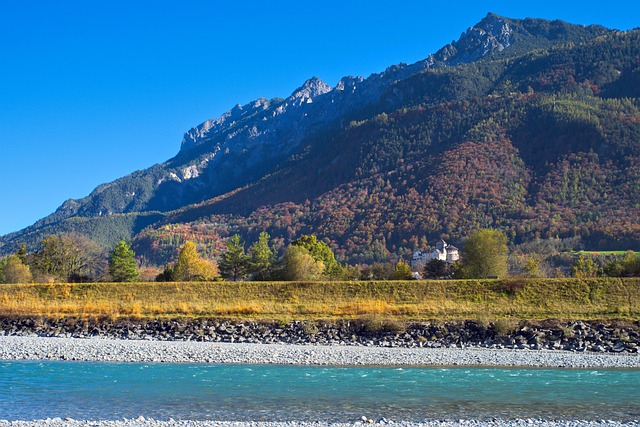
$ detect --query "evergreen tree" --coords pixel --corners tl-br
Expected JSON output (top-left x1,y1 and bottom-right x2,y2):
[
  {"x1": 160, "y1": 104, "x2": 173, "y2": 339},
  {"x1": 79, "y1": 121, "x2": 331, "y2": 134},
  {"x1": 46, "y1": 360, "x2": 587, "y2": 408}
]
[
  {"x1": 155, "y1": 264, "x2": 175, "y2": 282},
  {"x1": 248, "y1": 232, "x2": 277, "y2": 280},
  {"x1": 16, "y1": 244, "x2": 27, "y2": 265},
  {"x1": 108, "y1": 239, "x2": 140, "y2": 282},
  {"x1": 173, "y1": 241, "x2": 218, "y2": 281},
  {"x1": 219, "y1": 234, "x2": 249, "y2": 281}
]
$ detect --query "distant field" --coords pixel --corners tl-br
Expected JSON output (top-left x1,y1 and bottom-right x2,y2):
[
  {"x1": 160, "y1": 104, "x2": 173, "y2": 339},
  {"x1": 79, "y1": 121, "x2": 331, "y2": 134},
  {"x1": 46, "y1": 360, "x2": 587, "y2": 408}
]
[
  {"x1": 574, "y1": 250, "x2": 638, "y2": 256},
  {"x1": 1, "y1": 278, "x2": 639, "y2": 321}
]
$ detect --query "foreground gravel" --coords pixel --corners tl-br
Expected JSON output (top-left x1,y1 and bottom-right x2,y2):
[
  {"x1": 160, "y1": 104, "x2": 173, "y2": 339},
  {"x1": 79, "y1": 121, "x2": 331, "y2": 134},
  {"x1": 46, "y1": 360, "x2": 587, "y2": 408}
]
[
  {"x1": 0, "y1": 336, "x2": 638, "y2": 368},
  {"x1": 0, "y1": 418, "x2": 639, "y2": 427}
]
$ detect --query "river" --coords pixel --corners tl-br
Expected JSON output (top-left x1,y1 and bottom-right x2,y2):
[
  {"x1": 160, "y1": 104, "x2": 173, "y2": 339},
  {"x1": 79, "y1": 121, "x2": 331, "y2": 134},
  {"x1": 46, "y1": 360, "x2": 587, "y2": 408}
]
[{"x1": 1, "y1": 361, "x2": 639, "y2": 421}]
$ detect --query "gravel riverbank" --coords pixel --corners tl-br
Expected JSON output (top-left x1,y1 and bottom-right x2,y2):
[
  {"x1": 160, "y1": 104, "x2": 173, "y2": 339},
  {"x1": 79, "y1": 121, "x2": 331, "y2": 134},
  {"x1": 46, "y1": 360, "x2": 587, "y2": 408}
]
[
  {"x1": 0, "y1": 336, "x2": 638, "y2": 367},
  {"x1": 1, "y1": 418, "x2": 639, "y2": 427},
  {"x1": 1, "y1": 318, "x2": 639, "y2": 354}
]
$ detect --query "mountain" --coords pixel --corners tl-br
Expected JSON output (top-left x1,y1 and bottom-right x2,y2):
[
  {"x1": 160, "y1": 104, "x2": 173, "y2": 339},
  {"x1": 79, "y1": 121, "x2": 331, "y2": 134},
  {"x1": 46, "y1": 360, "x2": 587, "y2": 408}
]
[{"x1": 2, "y1": 13, "x2": 639, "y2": 264}]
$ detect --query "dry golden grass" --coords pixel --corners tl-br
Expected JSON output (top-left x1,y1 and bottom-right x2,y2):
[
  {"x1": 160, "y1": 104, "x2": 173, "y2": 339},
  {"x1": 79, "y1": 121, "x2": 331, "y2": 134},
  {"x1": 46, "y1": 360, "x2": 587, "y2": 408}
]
[{"x1": 0, "y1": 278, "x2": 639, "y2": 321}]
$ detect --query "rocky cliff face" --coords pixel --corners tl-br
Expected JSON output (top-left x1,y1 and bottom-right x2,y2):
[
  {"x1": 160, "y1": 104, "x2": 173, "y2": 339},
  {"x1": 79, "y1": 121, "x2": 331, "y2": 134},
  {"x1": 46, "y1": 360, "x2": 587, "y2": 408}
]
[
  {"x1": 179, "y1": 14, "x2": 515, "y2": 152},
  {"x1": 63, "y1": 15, "x2": 530, "y2": 217},
  {"x1": 158, "y1": 14, "x2": 523, "y2": 206},
  {"x1": 179, "y1": 77, "x2": 333, "y2": 153},
  {"x1": 175, "y1": 13, "x2": 581, "y2": 159},
  {"x1": 434, "y1": 15, "x2": 513, "y2": 64}
]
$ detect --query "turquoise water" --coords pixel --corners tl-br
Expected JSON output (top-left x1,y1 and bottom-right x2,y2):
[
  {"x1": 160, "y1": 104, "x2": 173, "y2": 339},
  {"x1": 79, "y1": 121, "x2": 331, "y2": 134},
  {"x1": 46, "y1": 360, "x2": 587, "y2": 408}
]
[{"x1": 1, "y1": 361, "x2": 639, "y2": 421}]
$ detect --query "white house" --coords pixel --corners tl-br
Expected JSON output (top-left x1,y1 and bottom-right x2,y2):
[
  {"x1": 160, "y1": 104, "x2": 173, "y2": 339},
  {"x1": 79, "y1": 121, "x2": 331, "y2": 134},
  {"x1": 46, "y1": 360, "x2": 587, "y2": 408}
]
[{"x1": 411, "y1": 239, "x2": 459, "y2": 270}]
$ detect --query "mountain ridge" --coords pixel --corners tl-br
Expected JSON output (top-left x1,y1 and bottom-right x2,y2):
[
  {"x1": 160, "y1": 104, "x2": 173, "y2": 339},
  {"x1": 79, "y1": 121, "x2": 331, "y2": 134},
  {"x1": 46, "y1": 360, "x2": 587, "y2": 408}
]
[
  {"x1": 7, "y1": 14, "x2": 531, "y2": 223},
  {"x1": 2, "y1": 13, "x2": 638, "y2": 264}
]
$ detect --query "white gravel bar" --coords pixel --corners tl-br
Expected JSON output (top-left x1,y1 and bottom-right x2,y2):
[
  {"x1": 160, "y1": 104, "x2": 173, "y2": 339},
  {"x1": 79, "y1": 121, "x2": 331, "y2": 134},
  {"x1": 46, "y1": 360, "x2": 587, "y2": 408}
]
[
  {"x1": 1, "y1": 418, "x2": 639, "y2": 427},
  {"x1": 0, "y1": 336, "x2": 639, "y2": 368}
]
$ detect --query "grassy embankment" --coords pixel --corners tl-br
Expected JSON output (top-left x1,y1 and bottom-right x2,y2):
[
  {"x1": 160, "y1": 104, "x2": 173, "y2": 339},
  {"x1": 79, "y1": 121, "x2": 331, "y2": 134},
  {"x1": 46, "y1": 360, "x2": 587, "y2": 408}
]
[{"x1": 0, "y1": 278, "x2": 639, "y2": 321}]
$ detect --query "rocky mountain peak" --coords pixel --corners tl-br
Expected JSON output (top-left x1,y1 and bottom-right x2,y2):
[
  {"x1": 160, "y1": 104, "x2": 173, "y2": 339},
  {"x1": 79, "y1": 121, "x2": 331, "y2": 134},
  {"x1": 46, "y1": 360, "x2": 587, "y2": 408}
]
[
  {"x1": 288, "y1": 77, "x2": 332, "y2": 104},
  {"x1": 180, "y1": 14, "x2": 519, "y2": 155},
  {"x1": 335, "y1": 76, "x2": 364, "y2": 92},
  {"x1": 432, "y1": 12, "x2": 512, "y2": 65},
  {"x1": 179, "y1": 97, "x2": 274, "y2": 152}
]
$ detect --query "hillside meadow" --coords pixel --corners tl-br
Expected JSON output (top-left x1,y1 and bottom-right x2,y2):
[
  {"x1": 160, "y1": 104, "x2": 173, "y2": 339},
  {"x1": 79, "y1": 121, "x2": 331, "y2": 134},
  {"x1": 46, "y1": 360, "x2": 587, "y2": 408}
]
[{"x1": 0, "y1": 278, "x2": 638, "y2": 321}]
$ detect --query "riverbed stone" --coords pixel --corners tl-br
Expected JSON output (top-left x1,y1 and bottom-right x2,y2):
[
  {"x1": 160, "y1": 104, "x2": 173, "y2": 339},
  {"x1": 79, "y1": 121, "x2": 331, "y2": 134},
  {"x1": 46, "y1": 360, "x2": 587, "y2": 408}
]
[{"x1": 0, "y1": 318, "x2": 639, "y2": 356}]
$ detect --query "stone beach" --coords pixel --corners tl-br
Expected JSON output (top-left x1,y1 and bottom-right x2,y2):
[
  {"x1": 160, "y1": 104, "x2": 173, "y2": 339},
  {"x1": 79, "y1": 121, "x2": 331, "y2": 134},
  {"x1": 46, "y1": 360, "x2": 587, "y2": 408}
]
[
  {"x1": 1, "y1": 419, "x2": 640, "y2": 427},
  {"x1": 0, "y1": 335, "x2": 638, "y2": 368},
  {"x1": 1, "y1": 318, "x2": 638, "y2": 354}
]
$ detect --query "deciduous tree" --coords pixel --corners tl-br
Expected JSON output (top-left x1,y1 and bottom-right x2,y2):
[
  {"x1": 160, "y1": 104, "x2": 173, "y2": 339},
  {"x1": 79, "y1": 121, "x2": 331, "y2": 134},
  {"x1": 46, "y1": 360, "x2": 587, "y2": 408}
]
[
  {"x1": 359, "y1": 262, "x2": 395, "y2": 280},
  {"x1": 282, "y1": 245, "x2": 324, "y2": 281},
  {"x1": 173, "y1": 241, "x2": 218, "y2": 281},
  {"x1": 0, "y1": 255, "x2": 32, "y2": 284},
  {"x1": 291, "y1": 235, "x2": 342, "y2": 278},
  {"x1": 424, "y1": 259, "x2": 448, "y2": 279},
  {"x1": 524, "y1": 257, "x2": 541, "y2": 278},
  {"x1": 571, "y1": 255, "x2": 600, "y2": 278},
  {"x1": 604, "y1": 251, "x2": 640, "y2": 277},
  {"x1": 391, "y1": 261, "x2": 413, "y2": 280},
  {"x1": 31, "y1": 234, "x2": 105, "y2": 282},
  {"x1": 460, "y1": 229, "x2": 508, "y2": 279}
]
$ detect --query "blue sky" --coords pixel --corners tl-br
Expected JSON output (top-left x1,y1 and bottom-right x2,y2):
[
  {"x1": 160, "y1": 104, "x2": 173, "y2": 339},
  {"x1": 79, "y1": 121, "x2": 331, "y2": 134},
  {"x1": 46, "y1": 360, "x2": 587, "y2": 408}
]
[{"x1": 1, "y1": 1, "x2": 639, "y2": 236}]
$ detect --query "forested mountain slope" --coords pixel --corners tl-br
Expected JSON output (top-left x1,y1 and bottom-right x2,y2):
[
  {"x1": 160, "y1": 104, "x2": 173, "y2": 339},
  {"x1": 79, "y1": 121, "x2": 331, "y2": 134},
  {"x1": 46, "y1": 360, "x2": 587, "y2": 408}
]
[{"x1": 2, "y1": 14, "x2": 639, "y2": 265}]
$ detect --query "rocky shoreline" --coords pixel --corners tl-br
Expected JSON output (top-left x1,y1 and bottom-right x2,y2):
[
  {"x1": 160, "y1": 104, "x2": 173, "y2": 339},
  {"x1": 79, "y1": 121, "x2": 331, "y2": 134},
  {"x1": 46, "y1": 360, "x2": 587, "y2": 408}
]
[
  {"x1": 0, "y1": 335, "x2": 639, "y2": 367},
  {"x1": 1, "y1": 317, "x2": 638, "y2": 354},
  {"x1": 1, "y1": 420, "x2": 639, "y2": 427}
]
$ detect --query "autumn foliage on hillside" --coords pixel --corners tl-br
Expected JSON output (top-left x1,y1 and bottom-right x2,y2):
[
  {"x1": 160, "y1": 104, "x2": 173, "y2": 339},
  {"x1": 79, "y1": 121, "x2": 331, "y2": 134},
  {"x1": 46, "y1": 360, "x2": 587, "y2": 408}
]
[{"x1": 137, "y1": 91, "x2": 640, "y2": 264}]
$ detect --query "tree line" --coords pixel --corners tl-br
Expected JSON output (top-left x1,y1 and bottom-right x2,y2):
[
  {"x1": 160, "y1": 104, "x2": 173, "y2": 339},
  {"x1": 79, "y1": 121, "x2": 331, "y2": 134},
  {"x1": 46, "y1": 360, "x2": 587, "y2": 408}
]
[
  {"x1": 1, "y1": 229, "x2": 638, "y2": 284},
  {"x1": 155, "y1": 233, "x2": 346, "y2": 282},
  {"x1": 0, "y1": 232, "x2": 349, "y2": 283}
]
